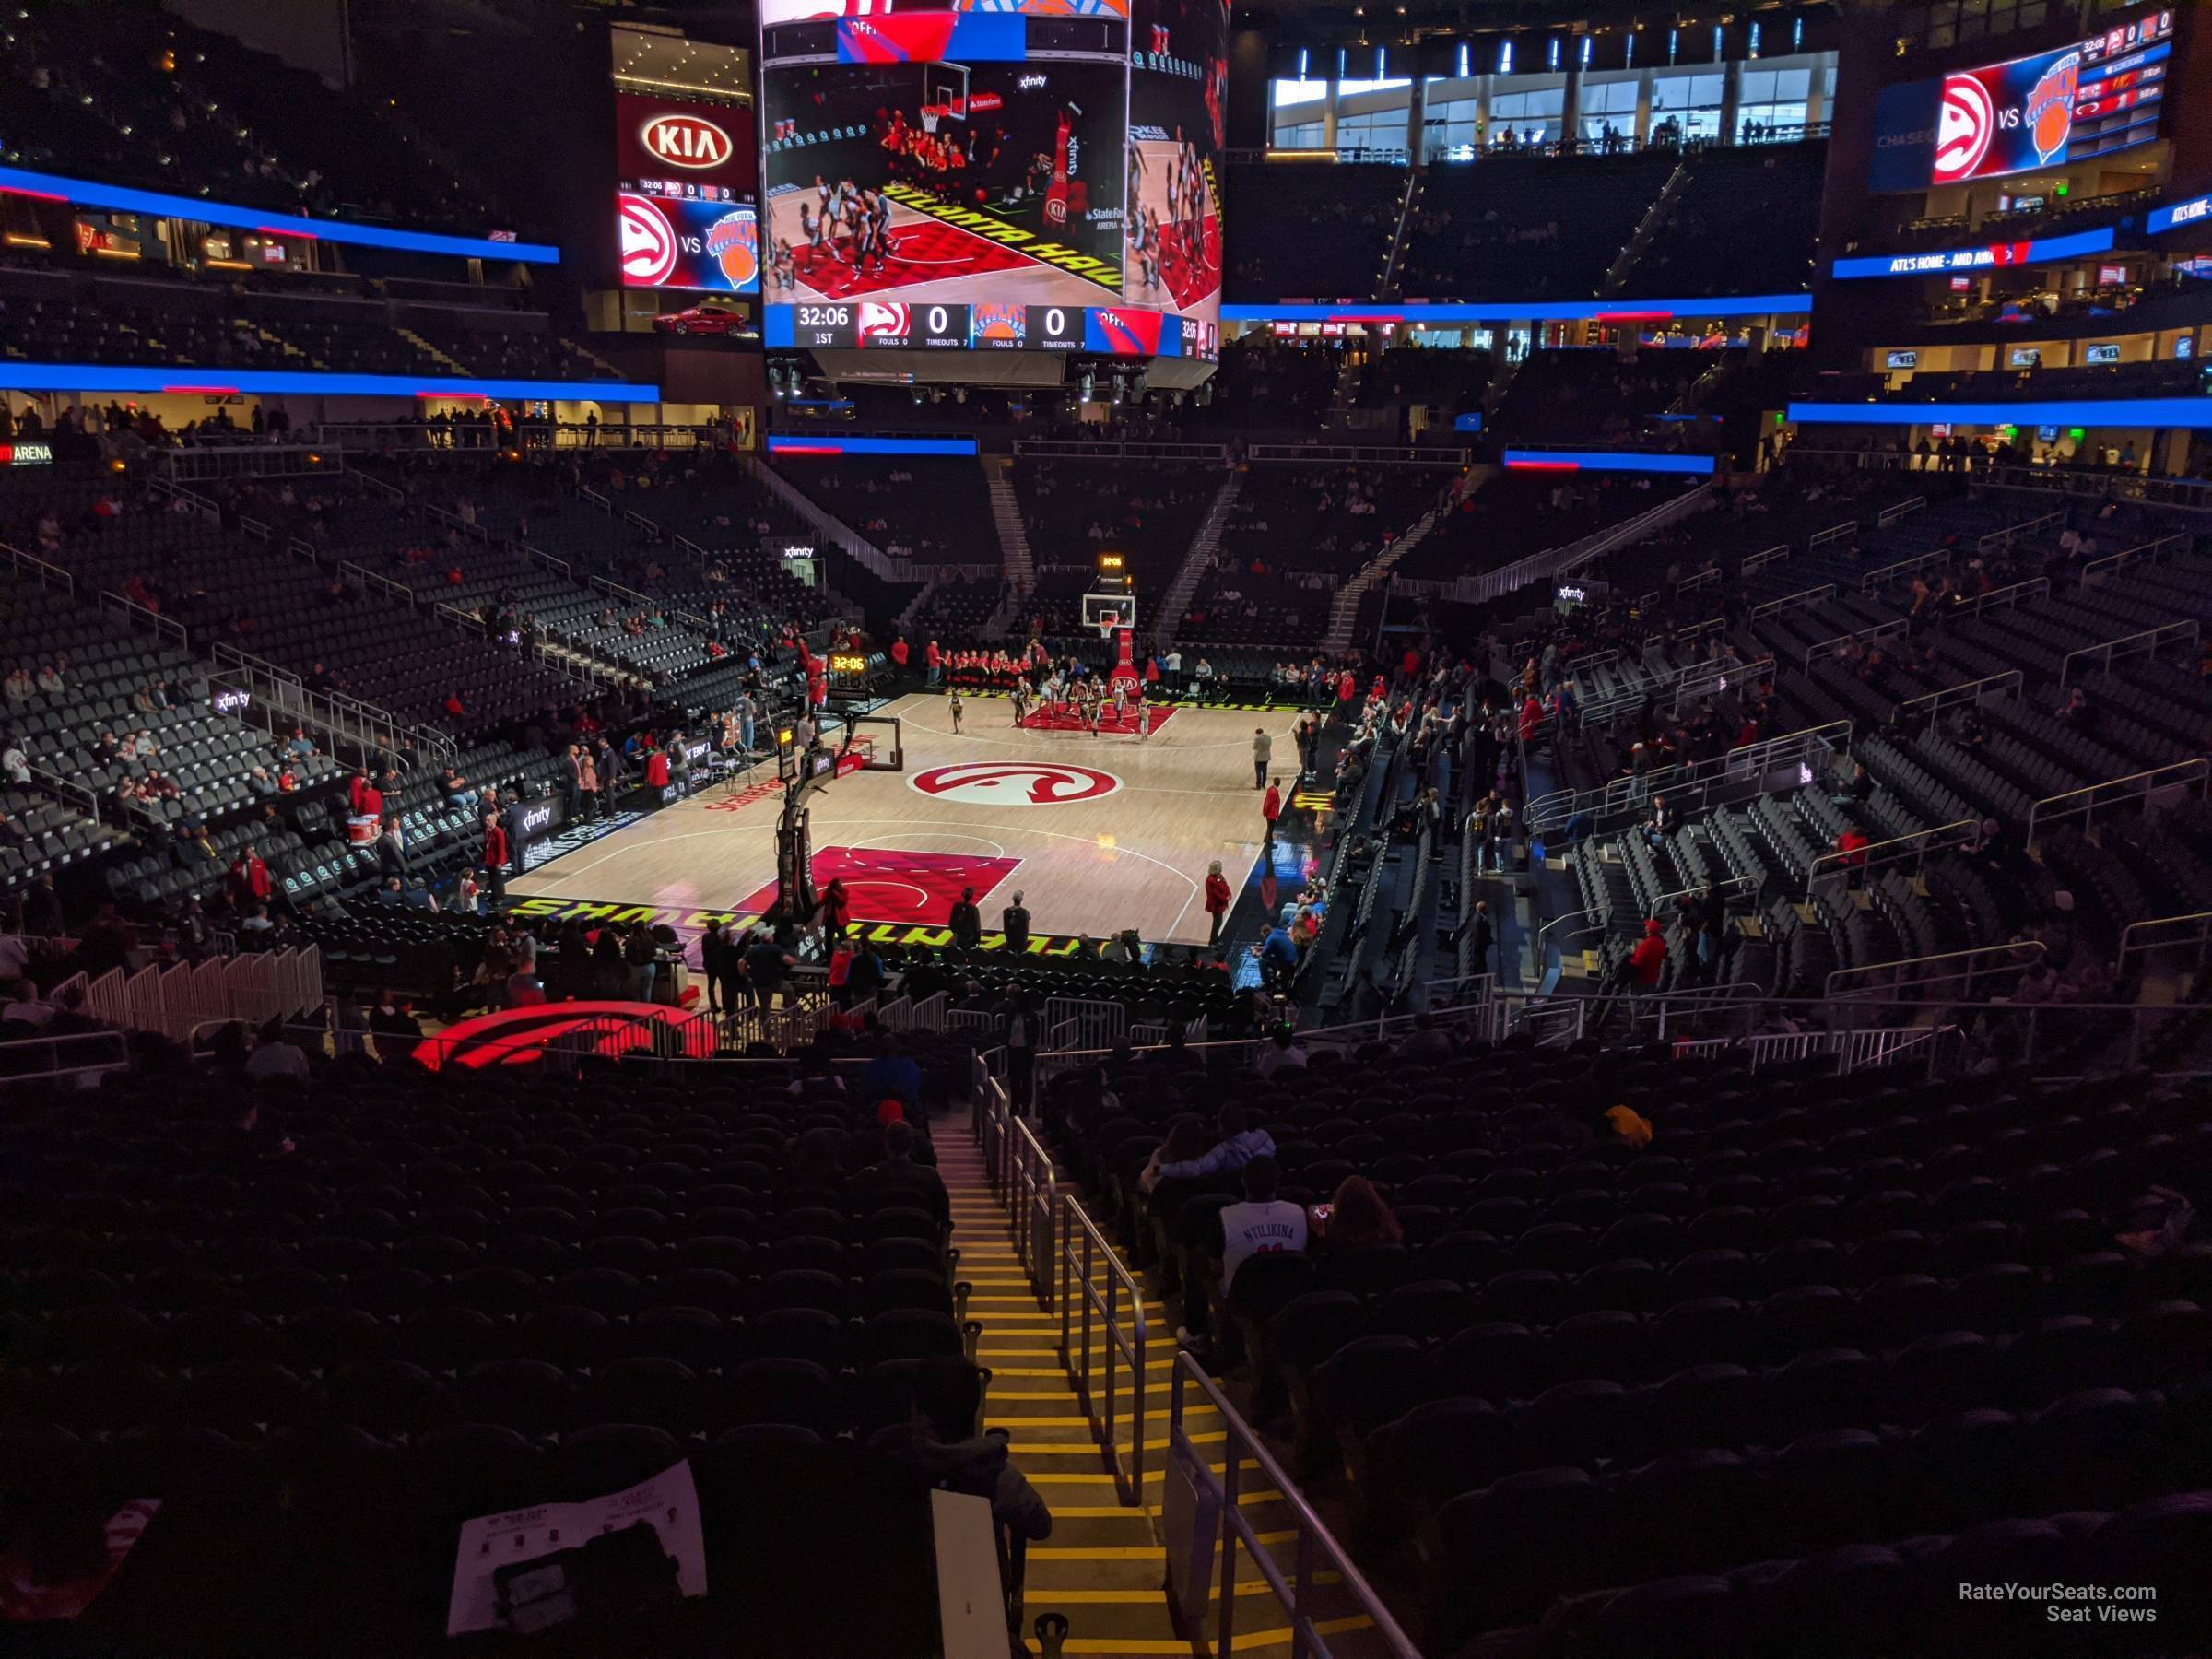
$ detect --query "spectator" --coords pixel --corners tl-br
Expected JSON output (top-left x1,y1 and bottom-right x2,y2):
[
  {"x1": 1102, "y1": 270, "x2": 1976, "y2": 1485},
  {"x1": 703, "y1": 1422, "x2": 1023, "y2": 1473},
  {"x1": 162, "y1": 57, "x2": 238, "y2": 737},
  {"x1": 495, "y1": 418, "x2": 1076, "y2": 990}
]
[
  {"x1": 1217, "y1": 1155, "x2": 1306, "y2": 1296},
  {"x1": 1313, "y1": 1173, "x2": 1402, "y2": 1251},
  {"x1": 1150, "y1": 1103, "x2": 1276, "y2": 1185},
  {"x1": 743, "y1": 929, "x2": 795, "y2": 1009},
  {"x1": 1137, "y1": 1116, "x2": 1213, "y2": 1194},
  {"x1": 948, "y1": 886, "x2": 982, "y2": 951},
  {"x1": 1205, "y1": 861, "x2": 1232, "y2": 946},
  {"x1": 861, "y1": 1119, "x2": 950, "y2": 1227},
  {"x1": 1253, "y1": 1025, "x2": 1307, "y2": 1078},
  {"x1": 1000, "y1": 891, "x2": 1031, "y2": 954},
  {"x1": 867, "y1": 1355, "x2": 1051, "y2": 1541},
  {"x1": 861, "y1": 1031, "x2": 924, "y2": 1112},
  {"x1": 1261, "y1": 778, "x2": 1282, "y2": 845},
  {"x1": 1252, "y1": 726, "x2": 1272, "y2": 788},
  {"x1": 243, "y1": 1020, "x2": 310, "y2": 1082}
]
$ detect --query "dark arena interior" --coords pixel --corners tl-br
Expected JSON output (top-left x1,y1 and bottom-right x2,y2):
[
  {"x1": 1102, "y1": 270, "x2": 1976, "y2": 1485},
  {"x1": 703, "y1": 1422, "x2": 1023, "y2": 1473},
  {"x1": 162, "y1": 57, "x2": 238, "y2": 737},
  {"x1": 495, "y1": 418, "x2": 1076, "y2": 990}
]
[{"x1": 6, "y1": 0, "x2": 2212, "y2": 1653}]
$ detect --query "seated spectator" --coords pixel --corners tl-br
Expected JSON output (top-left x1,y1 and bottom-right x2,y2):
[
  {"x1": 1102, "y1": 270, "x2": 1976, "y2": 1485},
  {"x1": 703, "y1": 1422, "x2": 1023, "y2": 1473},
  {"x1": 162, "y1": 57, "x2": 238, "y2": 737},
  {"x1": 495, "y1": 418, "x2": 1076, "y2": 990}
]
[
  {"x1": 0, "y1": 978, "x2": 53, "y2": 1030},
  {"x1": 243, "y1": 1021, "x2": 310, "y2": 1082},
  {"x1": 1253, "y1": 1025, "x2": 1308, "y2": 1078},
  {"x1": 859, "y1": 1119, "x2": 950, "y2": 1226},
  {"x1": 1218, "y1": 1155, "x2": 1306, "y2": 1296},
  {"x1": 1312, "y1": 1173, "x2": 1401, "y2": 1252},
  {"x1": 1148, "y1": 1104, "x2": 1276, "y2": 1187},
  {"x1": 861, "y1": 1032, "x2": 924, "y2": 1112},
  {"x1": 867, "y1": 1355, "x2": 1052, "y2": 1542}
]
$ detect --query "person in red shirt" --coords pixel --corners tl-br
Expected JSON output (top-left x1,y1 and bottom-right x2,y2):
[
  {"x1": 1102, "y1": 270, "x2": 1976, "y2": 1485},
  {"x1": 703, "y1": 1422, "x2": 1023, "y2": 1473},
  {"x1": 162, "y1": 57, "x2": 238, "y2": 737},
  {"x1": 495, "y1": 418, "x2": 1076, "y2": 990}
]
[
  {"x1": 1607, "y1": 918, "x2": 1667, "y2": 1017},
  {"x1": 1401, "y1": 646, "x2": 1421, "y2": 683},
  {"x1": 1205, "y1": 859, "x2": 1231, "y2": 945},
  {"x1": 924, "y1": 639, "x2": 943, "y2": 688},
  {"x1": 645, "y1": 746, "x2": 671, "y2": 790},
  {"x1": 1336, "y1": 669, "x2": 1356, "y2": 706},
  {"x1": 1834, "y1": 824, "x2": 1870, "y2": 888},
  {"x1": 1518, "y1": 694, "x2": 1545, "y2": 745},
  {"x1": 347, "y1": 771, "x2": 382, "y2": 821},
  {"x1": 1261, "y1": 779, "x2": 1282, "y2": 846},
  {"x1": 818, "y1": 877, "x2": 850, "y2": 943},
  {"x1": 890, "y1": 637, "x2": 911, "y2": 677},
  {"x1": 482, "y1": 812, "x2": 511, "y2": 908}
]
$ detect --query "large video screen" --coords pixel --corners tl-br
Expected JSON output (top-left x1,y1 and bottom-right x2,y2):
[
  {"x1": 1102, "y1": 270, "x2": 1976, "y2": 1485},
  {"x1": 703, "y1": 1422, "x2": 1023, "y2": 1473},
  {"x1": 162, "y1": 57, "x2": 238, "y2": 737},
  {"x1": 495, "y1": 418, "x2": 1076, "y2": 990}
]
[
  {"x1": 1124, "y1": 0, "x2": 1226, "y2": 358},
  {"x1": 615, "y1": 92, "x2": 760, "y2": 294},
  {"x1": 1869, "y1": 8, "x2": 2174, "y2": 193},
  {"x1": 761, "y1": 0, "x2": 1130, "y2": 22},
  {"x1": 760, "y1": 53, "x2": 1126, "y2": 313}
]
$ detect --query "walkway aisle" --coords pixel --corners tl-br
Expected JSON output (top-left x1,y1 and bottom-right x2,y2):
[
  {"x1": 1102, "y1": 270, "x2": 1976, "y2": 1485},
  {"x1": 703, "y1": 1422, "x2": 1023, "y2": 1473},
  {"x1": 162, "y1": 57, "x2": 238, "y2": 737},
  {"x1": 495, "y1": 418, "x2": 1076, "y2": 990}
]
[{"x1": 938, "y1": 1136, "x2": 1382, "y2": 1655}]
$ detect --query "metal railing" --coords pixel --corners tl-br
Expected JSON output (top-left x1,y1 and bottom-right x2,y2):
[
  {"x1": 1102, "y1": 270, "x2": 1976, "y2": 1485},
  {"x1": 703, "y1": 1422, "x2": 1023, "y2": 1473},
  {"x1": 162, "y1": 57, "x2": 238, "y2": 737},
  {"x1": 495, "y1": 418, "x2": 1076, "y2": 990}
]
[
  {"x1": 98, "y1": 590, "x2": 188, "y2": 649},
  {"x1": 1824, "y1": 938, "x2": 2043, "y2": 1001},
  {"x1": 1876, "y1": 495, "x2": 1926, "y2": 528},
  {"x1": 1525, "y1": 720, "x2": 1850, "y2": 833},
  {"x1": 2118, "y1": 912, "x2": 2212, "y2": 979},
  {"x1": 2026, "y1": 757, "x2": 2210, "y2": 852},
  {"x1": 1978, "y1": 506, "x2": 2065, "y2": 552},
  {"x1": 1740, "y1": 542, "x2": 1792, "y2": 576},
  {"x1": 1953, "y1": 576, "x2": 2048, "y2": 618},
  {"x1": 2058, "y1": 619, "x2": 2200, "y2": 688},
  {"x1": 1858, "y1": 547, "x2": 1951, "y2": 595},
  {"x1": 1807, "y1": 518, "x2": 1859, "y2": 553},
  {"x1": 1056, "y1": 1196, "x2": 1151, "y2": 1507},
  {"x1": 0, "y1": 1028, "x2": 132, "y2": 1090},
  {"x1": 2081, "y1": 533, "x2": 2188, "y2": 586},
  {"x1": 1804, "y1": 618, "x2": 1908, "y2": 675},
  {"x1": 1895, "y1": 670, "x2": 2023, "y2": 723},
  {"x1": 1807, "y1": 817, "x2": 1980, "y2": 897},
  {"x1": 0, "y1": 537, "x2": 75, "y2": 595},
  {"x1": 1166, "y1": 1349, "x2": 1422, "y2": 1659},
  {"x1": 1748, "y1": 582, "x2": 1835, "y2": 624}
]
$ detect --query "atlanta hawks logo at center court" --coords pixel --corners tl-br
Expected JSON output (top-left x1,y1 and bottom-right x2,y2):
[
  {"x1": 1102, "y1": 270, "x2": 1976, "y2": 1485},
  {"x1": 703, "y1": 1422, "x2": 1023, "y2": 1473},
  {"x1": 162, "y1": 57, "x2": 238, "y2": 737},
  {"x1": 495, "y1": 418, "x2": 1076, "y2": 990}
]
[{"x1": 909, "y1": 762, "x2": 1121, "y2": 806}]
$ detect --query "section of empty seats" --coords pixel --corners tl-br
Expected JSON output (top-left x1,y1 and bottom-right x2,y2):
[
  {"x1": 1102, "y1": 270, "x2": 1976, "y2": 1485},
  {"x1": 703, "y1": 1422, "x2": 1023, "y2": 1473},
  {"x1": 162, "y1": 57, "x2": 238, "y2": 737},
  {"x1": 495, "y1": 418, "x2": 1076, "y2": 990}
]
[
  {"x1": 1223, "y1": 160, "x2": 1404, "y2": 302},
  {"x1": 1398, "y1": 153, "x2": 1677, "y2": 301},
  {"x1": 1609, "y1": 140, "x2": 1827, "y2": 298},
  {"x1": 769, "y1": 457, "x2": 991, "y2": 567},
  {"x1": 1182, "y1": 464, "x2": 1438, "y2": 647},
  {"x1": 1015, "y1": 459, "x2": 1220, "y2": 633}
]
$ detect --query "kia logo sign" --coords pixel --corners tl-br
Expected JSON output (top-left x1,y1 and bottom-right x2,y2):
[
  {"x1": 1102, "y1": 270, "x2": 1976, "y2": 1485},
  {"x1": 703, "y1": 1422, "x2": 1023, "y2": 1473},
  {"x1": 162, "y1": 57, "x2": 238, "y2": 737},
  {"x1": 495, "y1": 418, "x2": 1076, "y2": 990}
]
[
  {"x1": 641, "y1": 113, "x2": 734, "y2": 171},
  {"x1": 1934, "y1": 74, "x2": 1994, "y2": 182},
  {"x1": 618, "y1": 194, "x2": 677, "y2": 287}
]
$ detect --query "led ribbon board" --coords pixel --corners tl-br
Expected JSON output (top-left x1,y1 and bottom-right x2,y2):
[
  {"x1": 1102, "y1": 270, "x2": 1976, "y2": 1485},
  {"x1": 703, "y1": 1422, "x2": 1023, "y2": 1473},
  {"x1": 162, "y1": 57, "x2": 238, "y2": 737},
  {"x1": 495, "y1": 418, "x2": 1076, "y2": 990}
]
[{"x1": 0, "y1": 164, "x2": 559, "y2": 263}]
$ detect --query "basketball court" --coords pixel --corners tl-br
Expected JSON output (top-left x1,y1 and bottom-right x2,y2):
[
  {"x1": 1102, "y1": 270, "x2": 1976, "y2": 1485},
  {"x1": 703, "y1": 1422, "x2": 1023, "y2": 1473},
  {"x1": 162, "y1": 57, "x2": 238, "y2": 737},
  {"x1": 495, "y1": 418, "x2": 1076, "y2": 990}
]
[{"x1": 509, "y1": 694, "x2": 1307, "y2": 947}]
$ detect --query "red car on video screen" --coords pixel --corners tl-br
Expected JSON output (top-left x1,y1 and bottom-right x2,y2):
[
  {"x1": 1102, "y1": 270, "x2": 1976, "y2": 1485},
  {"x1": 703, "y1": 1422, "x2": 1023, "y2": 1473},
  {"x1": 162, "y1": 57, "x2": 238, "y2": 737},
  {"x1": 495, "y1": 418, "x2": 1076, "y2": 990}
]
[{"x1": 653, "y1": 301, "x2": 750, "y2": 337}]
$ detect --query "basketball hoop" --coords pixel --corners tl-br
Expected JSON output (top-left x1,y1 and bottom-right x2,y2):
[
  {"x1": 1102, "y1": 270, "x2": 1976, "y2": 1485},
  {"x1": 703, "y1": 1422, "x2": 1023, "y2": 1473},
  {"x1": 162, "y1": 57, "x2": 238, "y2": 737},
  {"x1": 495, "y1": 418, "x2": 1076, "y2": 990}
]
[
  {"x1": 920, "y1": 105, "x2": 944, "y2": 135},
  {"x1": 1096, "y1": 616, "x2": 1121, "y2": 646}
]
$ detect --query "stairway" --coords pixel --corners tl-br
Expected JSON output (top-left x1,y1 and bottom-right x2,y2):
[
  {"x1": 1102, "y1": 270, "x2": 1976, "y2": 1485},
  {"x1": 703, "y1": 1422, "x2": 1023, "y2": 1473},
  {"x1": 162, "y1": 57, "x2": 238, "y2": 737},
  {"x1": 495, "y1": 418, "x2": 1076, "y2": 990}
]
[
  {"x1": 397, "y1": 326, "x2": 471, "y2": 376},
  {"x1": 937, "y1": 1136, "x2": 1187, "y2": 1655},
  {"x1": 941, "y1": 1130, "x2": 1385, "y2": 1654},
  {"x1": 1323, "y1": 506, "x2": 1441, "y2": 653},
  {"x1": 984, "y1": 458, "x2": 1038, "y2": 602},
  {"x1": 1154, "y1": 470, "x2": 1242, "y2": 652}
]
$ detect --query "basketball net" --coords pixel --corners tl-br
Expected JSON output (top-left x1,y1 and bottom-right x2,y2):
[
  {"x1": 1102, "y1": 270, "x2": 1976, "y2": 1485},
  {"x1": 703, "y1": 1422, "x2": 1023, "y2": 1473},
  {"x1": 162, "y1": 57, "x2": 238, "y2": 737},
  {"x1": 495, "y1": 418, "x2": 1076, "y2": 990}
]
[{"x1": 921, "y1": 105, "x2": 943, "y2": 134}]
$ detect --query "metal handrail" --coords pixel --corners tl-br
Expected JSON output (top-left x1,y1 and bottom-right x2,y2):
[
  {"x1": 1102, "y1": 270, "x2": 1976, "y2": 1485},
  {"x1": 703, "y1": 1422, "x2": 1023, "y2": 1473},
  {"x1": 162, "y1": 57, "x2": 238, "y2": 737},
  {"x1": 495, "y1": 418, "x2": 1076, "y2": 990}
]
[
  {"x1": 1808, "y1": 817, "x2": 1978, "y2": 883},
  {"x1": 0, "y1": 1028, "x2": 132, "y2": 1089},
  {"x1": 1056, "y1": 1196, "x2": 1149, "y2": 1505},
  {"x1": 1012, "y1": 1108, "x2": 1055, "y2": 1305},
  {"x1": 1740, "y1": 541, "x2": 1791, "y2": 575},
  {"x1": 1953, "y1": 575, "x2": 2048, "y2": 618},
  {"x1": 1168, "y1": 1348, "x2": 1423, "y2": 1659},
  {"x1": 1876, "y1": 495, "x2": 1926, "y2": 527},
  {"x1": 1525, "y1": 720, "x2": 1852, "y2": 832},
  {"x1": 2081, "y1": 532, "x2": 2187, "y2": 585},
  {"x1": 1748, "y1": 582, "x2": 1837, "y2": 623},
  {"x1": 1857, "y1": 547, "x2": 1951, "y2": 595},
  {"x1": 0, "y1": 537, "x2": 75, "y2": 595},
  {"x1": 2026, "y1": 757, "x2": 2211, "y2": 851},
  {"x1": 1824, "y1": 937, "x2": 2043, "y2": 1000},
  {"x1": 2118, "y1": 912, "x2": 2212, "y2": 975},
  {"x1": 1895, "y1": 670, "x2": 2023, "y2": 721},
  {"x1": 2058, "y1": 619, "x2": 2200, "y2": 688}
]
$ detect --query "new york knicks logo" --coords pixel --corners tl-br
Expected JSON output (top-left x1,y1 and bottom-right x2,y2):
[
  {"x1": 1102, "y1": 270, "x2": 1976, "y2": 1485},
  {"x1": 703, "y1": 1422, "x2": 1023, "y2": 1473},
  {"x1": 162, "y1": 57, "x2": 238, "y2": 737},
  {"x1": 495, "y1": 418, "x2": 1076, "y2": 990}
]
[
  {"x1": 706, "y1": 210, "x2": 759, "y2": 288},
  {"x1": 910, "y1": 762, "x2": 1120, "y2": 806},
  {"x1": 2025, "y1": 53, "x2": 2079, "y2": 165},
  {"x1": 1933, "y1": 73, "x2": 1994, "y2": 182}
]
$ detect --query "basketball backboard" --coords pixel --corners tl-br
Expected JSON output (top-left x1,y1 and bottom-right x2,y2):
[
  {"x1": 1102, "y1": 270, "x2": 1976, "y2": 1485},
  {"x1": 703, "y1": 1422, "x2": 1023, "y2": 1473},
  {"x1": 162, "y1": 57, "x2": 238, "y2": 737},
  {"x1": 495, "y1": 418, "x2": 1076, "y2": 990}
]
[{"x1": 1081, "y1": 592, "x2": 1136, "y2": 635}]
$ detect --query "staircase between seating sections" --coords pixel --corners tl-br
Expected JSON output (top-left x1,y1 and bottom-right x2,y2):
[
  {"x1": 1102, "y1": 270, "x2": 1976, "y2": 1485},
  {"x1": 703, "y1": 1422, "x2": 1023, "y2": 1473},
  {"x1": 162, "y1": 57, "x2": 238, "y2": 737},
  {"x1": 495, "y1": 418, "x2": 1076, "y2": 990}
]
[
  {"x1": 1324, "y1": 507, "x2": 1441, "y2": 654},
  {"x1": 396, "y1": 327, "x2": 470, "y2": 377},
  {"x1": 1601, "y1": 156, "x2": 1691, "y2": 293},
  {"x1": 965, "y1": 1077, "x2": 1410, "y2": 1655},
  {"x1": 985, "y1": 458, "x2": 1038, "y2": 610},
  {"x1": 1155, "y1": 470, "x2": 1243, "y2": 652},
  {"x1": 739, "y1": 453, "x2": 904, "y2": 584}
]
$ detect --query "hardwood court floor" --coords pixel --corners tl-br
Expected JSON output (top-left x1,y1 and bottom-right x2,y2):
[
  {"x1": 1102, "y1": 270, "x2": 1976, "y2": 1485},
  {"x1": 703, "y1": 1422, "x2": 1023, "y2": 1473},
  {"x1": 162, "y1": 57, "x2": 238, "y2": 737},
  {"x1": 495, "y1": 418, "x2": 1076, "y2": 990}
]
[{"x1": 511, "y1": 695, "x2": 1307, "y2": 947}]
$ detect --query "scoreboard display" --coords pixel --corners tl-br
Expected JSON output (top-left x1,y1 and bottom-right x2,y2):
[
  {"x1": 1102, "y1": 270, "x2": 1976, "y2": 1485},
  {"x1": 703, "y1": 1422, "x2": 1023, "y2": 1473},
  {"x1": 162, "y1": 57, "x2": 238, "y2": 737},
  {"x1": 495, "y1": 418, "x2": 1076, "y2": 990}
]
[{"x1": 769, "y1": 299, "x2": 1210, "y2": 357}]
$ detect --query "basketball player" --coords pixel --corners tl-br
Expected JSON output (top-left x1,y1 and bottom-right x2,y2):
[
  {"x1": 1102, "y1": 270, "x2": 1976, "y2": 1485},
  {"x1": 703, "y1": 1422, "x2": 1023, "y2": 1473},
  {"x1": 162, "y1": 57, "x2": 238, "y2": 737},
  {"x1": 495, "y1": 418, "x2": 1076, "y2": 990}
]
[
  {"x1": 799, "y1": 202, "x2": 826, "y2": 270},
  {"x1": 1011, "y1": 682, "x2": 1030, "y2": 725},
  {"x1": 1110, "y1": 681, "x2": 1128, "y2": 728},
  {"x1": 1135, "y1": 680, "x2": 1150, "y2": 742},
  {"x1": 1081, "y1": 685, "x2": 1100, "y2": 737},
  {"x1": 948, "y1": 688, "x2": 964, "y2": 734},
  {"x1": 866, "y1": 186, "x2": 893, "y2": 274}
]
